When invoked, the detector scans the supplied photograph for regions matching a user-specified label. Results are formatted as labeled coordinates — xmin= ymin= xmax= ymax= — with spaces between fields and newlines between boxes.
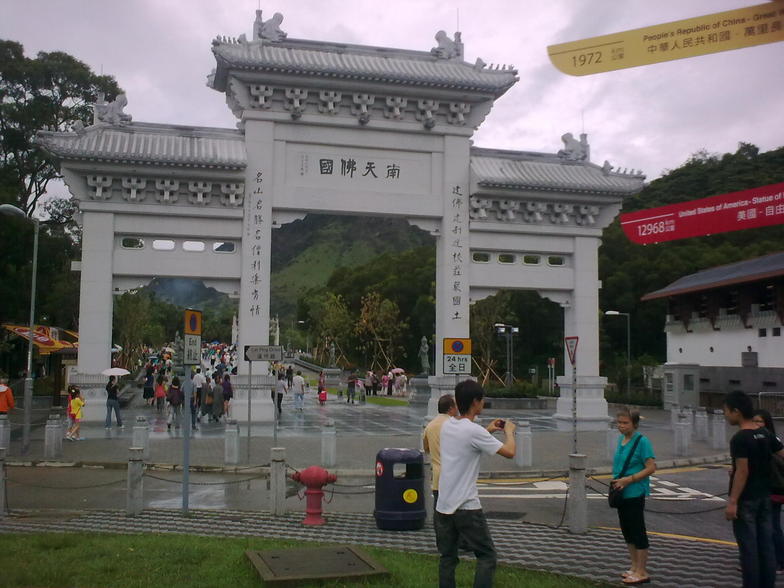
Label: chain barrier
xmin=142 ymin=470 xmax=266 ymax=486
xmin=587 ymin=476 xmax=729 ymax=515
xmin=5 ymin=476 xmax=127 ymax=490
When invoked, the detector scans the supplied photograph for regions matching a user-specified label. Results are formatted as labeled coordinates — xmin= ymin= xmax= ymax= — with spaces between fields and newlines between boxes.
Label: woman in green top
xmin=611 ymin=408 xmax=657 ymax=585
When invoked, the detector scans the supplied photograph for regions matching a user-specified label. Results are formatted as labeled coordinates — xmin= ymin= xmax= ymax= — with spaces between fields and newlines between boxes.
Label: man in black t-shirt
xmin=724 ymin=391 xmax=784 ymax=588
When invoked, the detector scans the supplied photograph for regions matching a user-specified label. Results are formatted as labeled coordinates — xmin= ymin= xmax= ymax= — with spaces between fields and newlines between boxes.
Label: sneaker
xmin=77 ymin=437 xmax=86 ymax=441
xmin=105 ymin=426 xmax=111 ymax=430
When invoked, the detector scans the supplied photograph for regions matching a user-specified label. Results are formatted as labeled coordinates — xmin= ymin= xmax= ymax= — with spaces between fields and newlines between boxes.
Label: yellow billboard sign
xmin=548 ymin=2 xmax=784 ymax=76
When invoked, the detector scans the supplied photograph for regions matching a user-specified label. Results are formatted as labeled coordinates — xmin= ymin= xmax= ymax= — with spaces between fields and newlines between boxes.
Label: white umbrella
xmin=101 ymin=367 xmax=130 ymax=377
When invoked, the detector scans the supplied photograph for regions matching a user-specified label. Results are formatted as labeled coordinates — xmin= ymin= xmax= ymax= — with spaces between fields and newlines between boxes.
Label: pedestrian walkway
xmin=4 ymin=392 xmax=731 ymax=475
xmin=0 ymin=507 xmax=741 ymax=587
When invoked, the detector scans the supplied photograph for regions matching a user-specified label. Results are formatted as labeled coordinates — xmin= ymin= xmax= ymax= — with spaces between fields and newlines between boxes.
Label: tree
xmin=0 ymin=40 xmax=121 ymax=213
xmin=306 ymin=292 xmax=354 ymax=365
xmin=599 ymin=143 xmax=784 ymax=381
xmin=355 ymin=292 xmax=408 ymax=370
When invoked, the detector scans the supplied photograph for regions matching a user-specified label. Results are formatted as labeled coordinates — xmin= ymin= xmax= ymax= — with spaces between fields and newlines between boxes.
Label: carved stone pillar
xmin=429 ymin=135 xmax=471 ymax=414
xmin=554 ymin=235 xmax=608 ymax=431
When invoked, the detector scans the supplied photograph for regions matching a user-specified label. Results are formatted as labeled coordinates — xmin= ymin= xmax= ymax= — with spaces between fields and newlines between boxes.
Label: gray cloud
xmin=2 ymin=0 xmax=781 ymax=181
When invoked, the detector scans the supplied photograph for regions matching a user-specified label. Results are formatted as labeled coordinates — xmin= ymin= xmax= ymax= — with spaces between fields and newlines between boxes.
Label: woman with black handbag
xmin=611 ymin=408 xmax=657 ymax=585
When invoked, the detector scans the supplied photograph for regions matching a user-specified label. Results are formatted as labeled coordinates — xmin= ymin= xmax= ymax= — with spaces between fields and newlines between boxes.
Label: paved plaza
xmin=5 ymin=391 xmax=728 ymax=474
xmin=0 ymin=506 xmax=742 ymax=588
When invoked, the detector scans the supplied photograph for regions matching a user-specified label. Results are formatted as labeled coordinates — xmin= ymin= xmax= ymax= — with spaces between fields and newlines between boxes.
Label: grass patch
xmin=325 ymin=389 xmax=409 ymax=407
xmin=0 ymin=532 xmax=606 ymax=587
xmin=364 ymin=396 xmax=408 ymax=407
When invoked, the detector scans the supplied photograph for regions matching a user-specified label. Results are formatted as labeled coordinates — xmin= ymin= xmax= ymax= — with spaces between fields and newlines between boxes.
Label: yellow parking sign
xmin=443 ymin=338 xmax=471 ymax=355
xmin=184 ymin=309 xmax=202 ymax=336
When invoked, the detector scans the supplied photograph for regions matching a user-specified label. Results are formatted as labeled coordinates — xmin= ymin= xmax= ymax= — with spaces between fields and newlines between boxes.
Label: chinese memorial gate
xmin=36 ymin=11 xmax=644 ymax=428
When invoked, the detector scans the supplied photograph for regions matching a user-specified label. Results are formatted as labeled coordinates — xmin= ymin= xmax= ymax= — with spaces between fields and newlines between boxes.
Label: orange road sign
xmin=184 ymin=309 xmax=202 ymax=336
xmin=443 ymin=338 xmax=471 ymax=355
xmin=548 ymin=2 xmax=784 ymax=76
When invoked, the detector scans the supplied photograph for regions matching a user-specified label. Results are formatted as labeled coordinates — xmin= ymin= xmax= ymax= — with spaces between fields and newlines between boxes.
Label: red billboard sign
xmin=620 ymin=182 xmax=784 ymax=245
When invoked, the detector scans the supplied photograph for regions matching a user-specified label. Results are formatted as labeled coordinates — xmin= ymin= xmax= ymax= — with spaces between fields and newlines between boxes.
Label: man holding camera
xmin=435 ymin=380 xmax=516 ymax=588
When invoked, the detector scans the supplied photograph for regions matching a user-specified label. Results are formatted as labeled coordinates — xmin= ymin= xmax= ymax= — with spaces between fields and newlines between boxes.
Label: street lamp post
xmin=297 ymin=320 xmax=310 ymax=355
xmin=494 ymin=323 xmax=519 ymax=387
xmin=0 ymin=204 xmax=39 ymax=455
xmin=605 ymin=311 xmax=631 ymax=395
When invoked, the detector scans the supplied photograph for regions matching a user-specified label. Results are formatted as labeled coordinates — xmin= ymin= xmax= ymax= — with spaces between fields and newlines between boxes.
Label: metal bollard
xmin=711 ymin=410 xmax=727 ymax=450
xmin=694 ymin=408 xmax=709 ymax=442
xmin=269 ymin=447 xmax=286 ymax=516
xmin=607 ymin=419 xmax=618 ymax=461
xmin=514 ymin=421 xmax=533 ymax=467
xmin=0 ymin=415 xmax=9 ymax=450
xmin=224 ymin=420 xmax=240 ymax=465
xmin=126 ymin=447 xmax=144 ymax=517
xmin=674 ymin=413 xmax=691 ymax=457
xmin=132 ymin=416 xmax=150 ymax=461
xmin=44 ymin=416 xmax=62 ymax=459
xmin=567 ymin=453 xmax=587 ymax=534
xmin=0 ymin=447 xmax=6 ymax=518
xmin=321 ymin=419 xmax=336 ymax=468
xmin=670 ymin=407 xmax=680 ymax=429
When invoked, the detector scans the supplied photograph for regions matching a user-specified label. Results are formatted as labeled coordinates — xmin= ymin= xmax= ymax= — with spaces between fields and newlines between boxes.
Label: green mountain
xmin=270 ymin=214 xmax=433 ymax=321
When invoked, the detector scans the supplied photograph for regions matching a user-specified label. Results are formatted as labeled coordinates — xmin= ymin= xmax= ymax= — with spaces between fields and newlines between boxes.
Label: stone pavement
xmin=0 ymin=507 xmax=741 ymax=587
xmin=4 ymin=393 xmax=731 ymax=475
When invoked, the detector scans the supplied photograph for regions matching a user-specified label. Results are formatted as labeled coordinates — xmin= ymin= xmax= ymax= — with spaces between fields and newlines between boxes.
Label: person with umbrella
xmin=101 ymin=368 xmax=129 ymax=430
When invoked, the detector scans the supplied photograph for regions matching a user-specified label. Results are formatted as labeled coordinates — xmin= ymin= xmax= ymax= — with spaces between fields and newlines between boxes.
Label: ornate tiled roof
xmin=35 ymin=123 xmax=246 ymax=170
xmin=470 ymin=147 xmax=645 ymax=196
xmin=210 ymin=38 xmax=518 ymax=95
xmin=643 ymin=251 xmax=784 ymax=300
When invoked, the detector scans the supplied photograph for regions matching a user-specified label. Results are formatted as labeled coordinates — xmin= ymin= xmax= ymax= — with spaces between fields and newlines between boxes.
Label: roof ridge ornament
xmin=254 ymin=10 xmax=287 ymax=42
xmin=557 ymin=132 xmax=590 ymax=162
xmin=431 ymin=30 xmax=463 ymax=60
xmin=93 ymin=93 xmax=132 ymax=126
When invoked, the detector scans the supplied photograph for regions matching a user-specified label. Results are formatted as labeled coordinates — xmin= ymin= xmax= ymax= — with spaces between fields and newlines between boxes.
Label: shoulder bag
xmin=608 ymin=434 xmax=643 ymax=508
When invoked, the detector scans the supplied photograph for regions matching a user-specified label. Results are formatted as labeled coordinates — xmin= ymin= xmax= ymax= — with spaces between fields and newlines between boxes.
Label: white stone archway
xmin=37 ymin=11 xmax=644 ymax=426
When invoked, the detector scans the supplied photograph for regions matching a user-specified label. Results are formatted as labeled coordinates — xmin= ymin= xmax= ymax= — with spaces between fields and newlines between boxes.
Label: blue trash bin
xmin=374 ymin=448 xmax=426 ymax=531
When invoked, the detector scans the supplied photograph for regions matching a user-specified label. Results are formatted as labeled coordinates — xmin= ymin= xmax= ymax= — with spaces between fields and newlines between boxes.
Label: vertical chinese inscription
xmin=449 ymin=184 xmax=468 ymax=321
xmin=247 ymin=170 xmax=264 ymax=319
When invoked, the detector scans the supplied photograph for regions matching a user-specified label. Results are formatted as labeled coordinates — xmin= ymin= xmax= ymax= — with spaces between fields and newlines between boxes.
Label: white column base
xmin=228 ymin=375 xmax=276 ymax=423
xmin=427 ymin=375 xmax=461 ymax=417
xmin=553 ymin=375 xmax=609 ymax=431
xmin=68 ymin=373 xmax=110 ymax=422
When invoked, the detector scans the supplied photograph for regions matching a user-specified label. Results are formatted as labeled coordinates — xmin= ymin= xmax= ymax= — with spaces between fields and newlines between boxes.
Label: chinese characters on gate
xmin=317 ymin=157 xmax=401 ymax=180
xmin=450 ymin=185 xmax=466 ymax=322
xmin=248 ymin=170 xmax=264 ymax=319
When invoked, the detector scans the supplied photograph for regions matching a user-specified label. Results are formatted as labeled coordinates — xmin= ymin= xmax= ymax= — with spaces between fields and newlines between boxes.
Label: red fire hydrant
xmin=291 ymin=465 xmax=337 ymax=526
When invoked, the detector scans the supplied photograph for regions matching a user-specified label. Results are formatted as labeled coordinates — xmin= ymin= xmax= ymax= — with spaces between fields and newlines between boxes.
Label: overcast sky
xmin=3 ymin=0 xmax=783 ymax=185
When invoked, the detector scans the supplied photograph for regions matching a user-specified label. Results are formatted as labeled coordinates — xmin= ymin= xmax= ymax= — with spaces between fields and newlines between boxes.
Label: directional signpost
xmin=565 ymin=336 xmax=579 ymax=454
xmin=244 ymin=345 xmax=284 ymax=362
xmin=182 ymin=309 xmax=202 ymax=513
xmin=243 ymin=345 xmax=284 ymax=458
xmin=443 ymin=338 xmax=472 ymax=375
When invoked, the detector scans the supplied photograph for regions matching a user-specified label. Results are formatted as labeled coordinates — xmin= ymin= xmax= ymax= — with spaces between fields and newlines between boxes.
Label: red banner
xmin=620 ymin=182 xmax=784 ymax=245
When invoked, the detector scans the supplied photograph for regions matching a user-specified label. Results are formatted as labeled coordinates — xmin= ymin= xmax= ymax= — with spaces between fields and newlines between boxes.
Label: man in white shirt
xmin=436 ymin=380 xmax=516 ymax=588
xmin=291 ymin=370 xmax=306 ymax=411
xmin=423 ymin=394 xmax=458 ymax=511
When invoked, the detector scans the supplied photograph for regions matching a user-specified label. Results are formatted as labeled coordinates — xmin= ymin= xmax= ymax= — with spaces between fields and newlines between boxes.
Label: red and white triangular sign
xmin=564 ymin=336 xmax=579 ymax=366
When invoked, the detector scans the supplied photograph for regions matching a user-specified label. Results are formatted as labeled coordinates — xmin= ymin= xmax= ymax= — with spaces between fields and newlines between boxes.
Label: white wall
xmin=666 ymin=311 xmax=783 ymax=368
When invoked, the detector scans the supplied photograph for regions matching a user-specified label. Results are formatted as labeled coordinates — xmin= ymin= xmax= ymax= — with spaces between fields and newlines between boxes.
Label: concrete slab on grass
xmin=245 ymin=545 xmax=389 ymax=586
